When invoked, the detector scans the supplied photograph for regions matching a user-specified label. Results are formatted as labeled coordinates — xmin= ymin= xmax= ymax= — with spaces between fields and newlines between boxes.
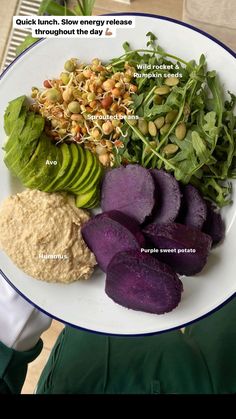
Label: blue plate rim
xmin=0 ymin=12 xmax=235 ymax=336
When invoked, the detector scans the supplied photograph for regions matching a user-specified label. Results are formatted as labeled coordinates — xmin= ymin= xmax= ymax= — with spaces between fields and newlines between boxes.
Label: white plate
xmin=0 ymin=14 xmax=236 ymax=335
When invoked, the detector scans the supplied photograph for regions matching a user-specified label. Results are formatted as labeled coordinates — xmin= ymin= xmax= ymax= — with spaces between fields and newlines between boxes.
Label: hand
xmin=0 ymin=274 xmax=52 ymax=351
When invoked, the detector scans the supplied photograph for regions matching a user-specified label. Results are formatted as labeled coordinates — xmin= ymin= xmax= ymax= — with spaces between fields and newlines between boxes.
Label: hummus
xmin=0 ymin=190 xmax=96 ymax=283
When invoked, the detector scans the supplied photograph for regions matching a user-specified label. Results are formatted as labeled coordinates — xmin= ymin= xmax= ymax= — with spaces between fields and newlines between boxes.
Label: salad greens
xmin=111 ymin=33 xmax=236 ymax=207
xmin=15 ymin=25 xmax=236 ymax=208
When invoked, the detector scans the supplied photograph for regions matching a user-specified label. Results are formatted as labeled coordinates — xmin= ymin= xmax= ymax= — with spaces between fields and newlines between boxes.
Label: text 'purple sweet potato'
xmin=143 ymin=222 xmax=212 ymax=276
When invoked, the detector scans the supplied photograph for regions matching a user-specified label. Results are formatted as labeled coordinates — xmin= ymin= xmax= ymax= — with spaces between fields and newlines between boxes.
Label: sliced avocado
xmin=4 ymin=95 xmax=27 ymax=136
xmin=25 ymin=142 xmax=62 ymax=190
xmin=4 ymin=106 xmax=28 ymax=153
xmin=4 ymin=135 xmax=38 ymax=176
xmin=54 ymin=143 xmax=79 ymax=191
xmin=65 ymin=144 xmax=86 ymax=189
xmin=84 ymin=193 xmax=100 ymax=209
xmin=75 ymin=186 xmax=97 ymax=208
xmin=17 ymin=134 xmax=53 ymax=185
xmin=75 ymin=159 xmax=103 ymax=195
xmin=70 ymin=154 xmax=100 ymax=195
xmin=69 ymin=149 xmax=96 ymax=194
xmin=43 ymin=143 xmax=72 ymax=192
xmin=86 ymin=187 xmax=100 ymax=208
xmin=6 ymin=112 xmax=44 ymax=157
xmin=4 ymin=112 xmax=45 ymax=175
xmin=86 ymin=197 xmax=100 ymax=209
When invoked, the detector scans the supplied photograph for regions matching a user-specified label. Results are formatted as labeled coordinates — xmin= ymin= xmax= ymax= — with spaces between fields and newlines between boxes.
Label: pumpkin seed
xmin=165 ymin=110 xmax=178 ymax=124
xmin=138 ymin=118 xmax=148 ymax=135
xmin=164 ymin=77 xmax=179 ymax=87
xmin=154 ymin=116 xmax=165 ymax=129
xmin=153 ymin=94 xmax=163 ymax=105
xmin=160 ymin=123 xmax=171 ymax=135
xmin=148 ymin=121 xmax=157 ymax=137
xmin=175 ymin=122 xmax=187 ymax=140
xmin=128 ymin=118 xmax=138 ymax=126
xmin=163 ymin=144 xmax=179 ymax=156
xmin=145 ymin=140 xmax=158 ymax=153
xmin=154 ymin=85 xmax=171 ymax=95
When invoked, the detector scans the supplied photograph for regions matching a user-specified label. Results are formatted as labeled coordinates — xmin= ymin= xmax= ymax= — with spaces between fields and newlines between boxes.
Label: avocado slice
xmin=69 ymin=149 xmax=96 ymax=194
xmin=4 ymin=95 xmax=28 ymax=136
xmin=86 ymin=187 xmax=100 ymax=208
xmin=84 ymin=192 xmax=100 ymax=209
xmin=25 ymin=142 xmax=62 ymax=190
xmin=4 ymin=135 xmax=38 ymax=176
xmin=70 ymin=154 xmax=100 ymax=194
xmin=43 ymin=143 xmax=72 ymax=192
xmin=54 ymin=143 xmax=80 ymax=191
xmin=4 ymin=106 xmax=28 ymax=153
xmin=17 ymin=134 xmax=54 ymax=186
xmin=86 ymin=197 xmax=100 ymax=209
xmin=75 ymin=186 xmax=98 ymax=208
xmin=4 ymin=112 xmax=45 ymax=175
xmin=75 ymin=159 xmax=103 ymax=195
xmin=65 ymin=144 xmax=86 ymax=189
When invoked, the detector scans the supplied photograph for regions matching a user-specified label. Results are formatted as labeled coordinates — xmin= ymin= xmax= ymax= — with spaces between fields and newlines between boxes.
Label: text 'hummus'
xmin=0 ymin=190 xmax=96 ymax=283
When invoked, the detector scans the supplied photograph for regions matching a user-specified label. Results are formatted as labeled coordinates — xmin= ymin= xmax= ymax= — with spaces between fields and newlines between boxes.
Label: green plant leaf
xmin=203 ymin=111 xmax=218 ymax=138
xmin=192 ymin=131 xmax=209 ymax=163
xmin=16 ymin=36 xmax=38 ymax=56
xmin=207 ymin=72 xmax=224 ymax=126
xmin=78 ymin=0 xmax=96 ymax=15
xmin=38 ymin=0 xmax=75 ymax=16
xmin=144 ymin=104 xmax=172 ymax=118
xmin=123 ymin=41 xmax=131 ymax=53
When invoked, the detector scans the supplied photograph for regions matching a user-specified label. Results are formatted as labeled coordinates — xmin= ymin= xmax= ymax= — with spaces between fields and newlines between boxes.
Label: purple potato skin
xmin=81 ymin=214 xmax=142 ymax=272
xmin=105 ymin=250 xmax=183 ymax=314
xmin=101 ymin=165 xmax=155 ymax=223
xmin=143 ymin=222 xmax=212 ymax=276
xmin=203 ymin=202 xmax=225 ymax=246
xmin=100 ymin=210 xmax=145 ymax=248
xmin=180 ymin=184 xmax=207 ymax=230
xmin=149 ymin=169 xmax=182 ymax=224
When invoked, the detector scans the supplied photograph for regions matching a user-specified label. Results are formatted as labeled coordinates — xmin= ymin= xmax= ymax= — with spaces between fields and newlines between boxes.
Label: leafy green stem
xmin=155 ymin=79 xmax=196 ymax=153
xmin=111 ymin=49 xmax=192 ymax=68
xmin=126 ymin=119 xmax=176 ymax=170
xmin=142 ymin=86 xmax=157 ymax=107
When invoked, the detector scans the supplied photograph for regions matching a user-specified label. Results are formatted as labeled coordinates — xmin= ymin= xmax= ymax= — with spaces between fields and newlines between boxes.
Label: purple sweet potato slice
xmin=105 ymin=250 xmax=183 ymax=314
xmin=101 ymin=165 xmax=155 ymax=223
xmin=143 ymin=222 xmax=212 ymax=276
xmin=203 ymin=202 xmax=225 ymax=246
xmin=149 ymin=169 xmax=182 ymax=224
xmin=81 ymin=214 xmax=142 ymax=272
xmin=100 ymin=210 xmax=145 ymax=247
xmin=180 ymin=184 xmax=207 ymax=230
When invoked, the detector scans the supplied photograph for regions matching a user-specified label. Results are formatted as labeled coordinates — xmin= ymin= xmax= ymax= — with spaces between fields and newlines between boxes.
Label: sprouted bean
xmin=31 ymin=57 xmax=137 ymax=166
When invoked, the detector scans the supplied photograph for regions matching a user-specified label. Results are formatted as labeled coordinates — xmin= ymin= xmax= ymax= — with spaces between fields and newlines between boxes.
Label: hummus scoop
xmin=0 ymin=190 xmax=96 ymax=283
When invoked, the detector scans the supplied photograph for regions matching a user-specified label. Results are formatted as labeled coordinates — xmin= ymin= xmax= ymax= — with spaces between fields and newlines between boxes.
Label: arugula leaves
xmin=112 ymin=32 xmax=236 ymax=207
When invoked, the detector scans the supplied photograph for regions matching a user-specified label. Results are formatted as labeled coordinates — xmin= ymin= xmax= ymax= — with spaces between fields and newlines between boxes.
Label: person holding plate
xmin=0 ymin=275 xmax=235 ymax=394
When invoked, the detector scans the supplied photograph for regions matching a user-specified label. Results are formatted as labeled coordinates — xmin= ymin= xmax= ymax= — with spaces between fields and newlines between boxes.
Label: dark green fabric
xmin=1 ymin=297 xmax=235 ymax=394
xmin=185 ymin=296 xmax=236 ymax=394
xmin=0 ymin=339 xmax=43 ymax=394
xmin=37 ymin=327 xmax=213 ymax=394
xmin=36 ymin=296 xmax=236 ymax=394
